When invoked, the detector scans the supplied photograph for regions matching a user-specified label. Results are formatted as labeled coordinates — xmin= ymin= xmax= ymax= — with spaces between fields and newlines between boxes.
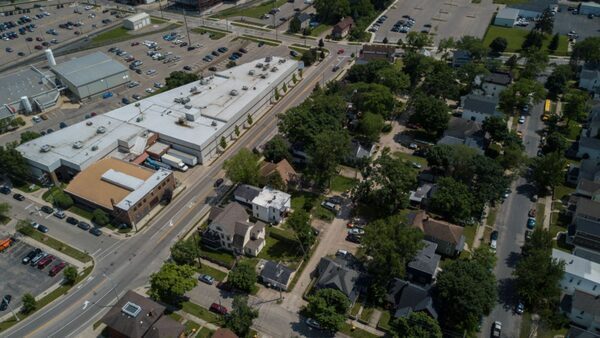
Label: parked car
xmin=320 ymin=201 xmax=337 ymax=212
xmin=53 ymin=210 xmax=65 ymax=219
xmin=121 ymin=97 xmax=130 ymax=105
xmin=77 ymin=222 xmax=91 ymax=230
xmin=102 ymin=92 xmax=113 ymax=99
xmin=492 ymin=321 xmax=502 ymax=338
xmin=22 ymin=249 xmax=41 ymax=264
xmin=528 ymin=208 xmax=536 ymax=218
xmin=40 ymin=205 xmax=54 ymax=214
xmin=66 ymin=217 xmax=79 ymax=225
xmin=209 ymin=303 xmax=228 ymax=315
xmin=49 ymin=262 xmax=66 ymax=276
xmin=518 ymin=116 xmax=526 ymax=124
xmin=214 ymin=178 xmax=224 ymax=187
xmin=183 ymin=65 xmax=192 ymax=71
xmin=199 ymin=274 xmax=215 ymax=285
xmin=490 ymin=230 xmax=498 ymax=251
xmin=89 ymin=227 xmax=102 ymax=236
xmin=346 ymin=234 xmax=361 ymax=243
xmin=30 ymin=252 xmax=47 ymax=266
xmin=37 ymin=224 xmax=49 ymax=233
xmin=526 ymin=217 xmax=536 ymax=229
xmin=515 ymin=302 xmax=524 ymax=315
xmin=0 ymin=186 xmax=11 ymax=195
xmin=37 ymin=254 xmax=55 ymax=269
xmin=305 ymin=318 xmax=321 ymax=329
xmin=348 ymin=228 xmax=365 ymax=235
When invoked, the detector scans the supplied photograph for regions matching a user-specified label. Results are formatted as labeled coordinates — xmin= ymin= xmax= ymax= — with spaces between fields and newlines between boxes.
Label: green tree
xmin=548 ymin=33 xmax=560 ymax=52
xmin=403 ymin=52 xmax=435 ymax=85
xmin=20 ymin=131 xmax=41 ymax=144
xmin=292 ymin=73 xmax=297 ymax=84
xmin=92 ymin=209 xmax=109 ymax=226
xmin=171 ymin=237 xmax=201 ymax=266
xmin=313 ymin=0 xmax=350 ymax=24
xmin=355 ymin=149 xmax=417 ymax=216
xmin=471 ymin=247 xmax=497 ymax=271
xmin=305 ymin=289 xmax=350 ymax=332
xmin=228 ymin=260 xmax=257 ymax=293
xmin=522 ymin=30 xmax=544 ymax=50
xmin=409 ymin=92 xmax=450 ymax=137
xmin=534 ymin=9 xmax=554 ymax=34
xmin=489 ymin=36 xmax=508 ymax=55
xmin=375 ymin=67 xmax=410 ymax=94
xmin=301 ymin=49 xmax=317 ymax=66
xmin=521 ymin=48 xmax=549 ymax=79
xmin=0 ymin=143 xmax=31 ymax=183
xmin=286 ymin=209 xmax=314 ymax=253
xmin=405 ymin=31 xmax=432 ymax=51
xmin=263 ymin=135 xmax=291 ymax=163
xmin=362 ymin=215 xmax=424 ymax=298
xmin=542 ymin=132 xmax=568 ymax=154
xmin=247 ymin=114 xmax=253 ymax=125
xmin=456 ymin=35 xmax=488 ymax=60
xmin=220 ymin=137 xmax=227 ymax=150
xmin=482 ymin=116 xmax=509 ymax=143
xmin=225 ymin=295 xmax=258 ymax=337
xmin=0 ymin=202 xmax=11 ymax=221
xmin=522 ymin=228 xmax=554 ymax=257
xmin=514 ymin=246 xmax=564 ymax=311
xmin=429 ymin=177 xmax=474 ymax=224
xmin=563 ymin=89 xmax=590 ymax=123
xmin=505 ymin=54 xmax=518 ymax=69
xmin=393 ymin=312 xmax=442 ymax=338
xmin=571 ymin=37 xmax=600 ymax=65
xmin=282 ymin=82 xmax=288 ymax=93
xmin=164 ymin=71 xmax=199 ymax=90
xmin=21 ymin=293 xmax=37 ymax=314
xmin=274 ymin=88 xmax=280 ymax=101
xmin=318 ymin=38 xmax=324 ymax=49
xmin=307 ymin=131 xmax=350 ymax=188
xmin=63 ymin=266 xmax=78 ymax=285
xmin=288 ymin=15 xmax=301 ymax=33
xmin=262 ymin=172 xmax=286 ymax=191
xmin=223 ymin=149 xmax=260 ymax=185
xmin=234 ymin=125 xmax=240 ymax=137
xmin=420 ymin=61 xmax=459 ymax=100
xmin=350 ymin=83 xmax=396 ymax=119
xmin=530 ymin=152 xmax=567 ymax=193
xmin=435 ymin=258 xmax=497 ymax=332
xmin=499 ymin=79 xmax=546 ymax=115
xmin=545 ymin=65 xmax=572 ymax=99
xmin=149 ymin=263 xmax=197 ymax=304
xmin=53 ymin=191 xmax=74 ymax=210
xmin=356 ymin=112 xmax=384 ymax=143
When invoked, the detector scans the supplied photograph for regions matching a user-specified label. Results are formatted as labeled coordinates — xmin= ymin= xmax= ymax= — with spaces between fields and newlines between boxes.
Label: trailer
xmin=161 ymin=154 xmax=188 ymax=172
xmin=167 ymin=148 xmax=198 ymax=166
xmin=0 ymin=237 xmax=14 ymax=253
xmin=145 ymin=157 xmax=171 ymax=170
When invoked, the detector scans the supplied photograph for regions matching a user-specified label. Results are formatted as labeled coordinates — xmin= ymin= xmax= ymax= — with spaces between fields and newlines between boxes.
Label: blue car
xmin=526 ymin=217 xmax=536 ymax=229
xmin=102 ymin=92 xmax=113 ymax=99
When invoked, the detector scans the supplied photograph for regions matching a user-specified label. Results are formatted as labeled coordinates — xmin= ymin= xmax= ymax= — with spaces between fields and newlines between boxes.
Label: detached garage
xmin=494 ymin=8 xmax=519 ymax=27
xmin=51 ymin=52 xmax=130 ymax=100
xmin=123 ymin=12 xmax=151 ymax=31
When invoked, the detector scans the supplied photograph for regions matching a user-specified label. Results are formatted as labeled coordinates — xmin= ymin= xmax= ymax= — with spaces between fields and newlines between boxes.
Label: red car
xmin=34 ymin=45 xmax=43 ymax=50
xmin=37 ymin=255 xmax=55 ymax=269
xmin=49 ymin=262 xmax=66 ymax=276
xmin=209 ymin=303 xmax=228 ymax=315
xmin=337 ymin=48 xmax=344 ymax=54
xmin=36 ymin=37 xmax=43 ymax=41
xmin=131 ymin=41 xmax=139 ymax=46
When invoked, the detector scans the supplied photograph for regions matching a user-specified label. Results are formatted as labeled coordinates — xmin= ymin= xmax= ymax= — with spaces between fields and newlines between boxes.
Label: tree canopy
xmin=307 ymin=131 xmax=350 ymax=188
xmin=223 ymin=149 xmax=260 ymax=185
xmin=356 ymin=112 xmax=385 ymax=144
xmin=429 ymin=177 xmax=475 ymax=224
xmin=562 ymin=88 xmax=590 ymax=123
xmin=409 ymin=92 xmax=450 ymax=138
xmin=571 ymin=37 xmax=600 ymax=65
xmin=489 ymin=37 xmax=508 ymax=55
xmin=529 ymin=152 xmax=567 ymax=193
xmin=228 ymin=260 xmax=257 ymax=293
xmin=456 ymin=36 xmax=488 ymax=61
xmin=545 ymin=65 xmax=573 ymax=100
xmin=286 ymin=209 xmax=315 ymax=252
xmin=225 ymin=295 xmax=258 ymax=337
xmin=20 ymin=131 xmax=41 ymax=144
xmin=263 ymin=135 xmax=292 ymax=163
xmin=0 ymin=143 xmax=30 ymax=183
xmin=393 ymin=312 xmax=442 ymax=338
xmin=165 ymin=71 xmax=199 ymax=90
xmin=149 ymin=263 xmax=197 ymax=304
xmin=499 ymin=79 xmax=546 ymax=114
xmin=305 ymin=288 xmax=350 ymax=332
xmin=170 ymin=237 xmax=201 ymax=266
xmin=534 ymin=9 xmax=554 ymax=34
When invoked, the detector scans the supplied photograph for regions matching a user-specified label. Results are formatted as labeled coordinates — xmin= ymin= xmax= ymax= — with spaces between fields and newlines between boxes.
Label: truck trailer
xmin=167 ymin=148 xmax=198 ymax=166
xmin=145 ymin=157 xmax=171 ymax=170
xmin=161 ymin=154 xmax=188 ymax=172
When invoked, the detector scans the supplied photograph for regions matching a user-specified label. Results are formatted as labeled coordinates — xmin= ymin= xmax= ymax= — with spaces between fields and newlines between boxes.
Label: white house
xmin=552 ymin=249 xmax=600 ymax=296
xmin=481 ymin=72 xmax=511 ymax=97
xmin=252 ymin=186 xmax=291 ymax=224
xmin=579 ymin=66 xmax=600 ymax=97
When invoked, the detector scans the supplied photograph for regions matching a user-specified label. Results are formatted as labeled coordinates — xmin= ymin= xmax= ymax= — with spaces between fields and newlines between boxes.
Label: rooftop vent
xmin=73 ymin=141 xmax=83 ymax=149
xmin=248 ymin=70 xmax=255 ymax=76
xmin=265 ymin=56 xmax=272 ymax=62
xmin=230 ymin=89 xmax=239 ymax=96
xmin=271 ymin=66 xmax=278 ymax=72
xmin=91 ymin=145 xmax=99 ymax=151
xmin=211 ymin=121 xmax=217 ymax=127
xmin=263 ymin=64 xmax=270 ymax=71
xmin=96 ymin=126 xmax=107 ymax=134
xmin=190 ymin=86 xmax=198 ymax=93
xmin=242 ymin=86 xmax=248 ymax=90
xmin=278 ymin=59 xmax=286 ymax=64
xmin=40 ymin=144 xmax=51 ymax=153
xmin=121 ymin=302 xmax=142 ymax=318
xmin=184 ymin=104 xmax=192 ymax=109
xmin=255 ymin=63 xmax=263 ymax=68
xmin=86 ymin=121 xmax=93 ymax=126
xmin=260 ymin=73 xmax=268 ymax=79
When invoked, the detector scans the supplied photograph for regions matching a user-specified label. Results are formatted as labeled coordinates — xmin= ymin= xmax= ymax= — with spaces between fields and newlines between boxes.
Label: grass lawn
xmin=184 ymin=320 xmax=201 ymax=335
xmin=310 ymin=24 xmax=332 ymax=37
xmin=486 ymin=207 xmax=498 ymax=227
xmin=150 ymin=16 xmax=169 ymax=24
xmin=520 ymin=311 xmax=568 ymax=338
xmin=553 ymin=183 xmax=575 ymax=202
xmin=41 ymin=185 xmax=66 ymax=204
xmin=349 ymin=302 xmax=362 ymax=318
xmin=231 ymin=21 xmax=270 ymax=31
xmin=393 ymin=151 xmax=428 ymax=167
xmin=197 ymin=327 xmax=214 ymax=338
xmin=258 ymin=230 xmax=303 ymax=269
xmin=483 ymin=26 xmax=568 ymax=55
xmin=330 ymin=175 xmax=358 ymax=192
xmin=214 ymin=0 xmax=287 ymax=19
xmin=18 ymin=226 xmax=92 ymax=263
xmin=181 ymin=301 xmax=224 ymax=325
xmin=313 ymin=203 xmax=336 ymax=221
xmin=68 ymin=205 xmax=93 ymax=220
xmin=190 ymin=27 xmax=227 ymax=40
xmin=199 ymin=245 xmax=235 ymax=269
xmin=493 ymin=0 xmax=528 ymax=4
xmin=168 ymin=312 xmax=183 ymax=322
xmin=92 ymin=27 xmax=130 ymax=44
xmin=377 ymin=310 xmax=392 ymax=331
xmin=0 ymin=265 xmax=92 ymax=332
xmin=15 ymin=182 xmax=40 ymax=193
xmin=359 ymin=307 xmax=375 ymax=322
xmin=197 ymin=264 xmax=228 ymax=281
xmin=234 ymin=35 xmax=280 ymax=46
xmin=463 ymin=224 xmax=477 ymax=249
xmin=340 ymin=323 xmax=379 ymax=338
xmin=560 ymin=120 xmax=582 ymax=141
xmin=291 ymin=191 xmax=319 ymax=210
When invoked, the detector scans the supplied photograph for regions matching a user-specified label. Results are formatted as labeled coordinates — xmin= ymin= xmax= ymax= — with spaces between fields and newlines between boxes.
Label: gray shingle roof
xmin=407 ymin=240 xmax=440 ymax=277
xmin=211 ymin=203 xmax=250 ymax=236
xmin=572 ymin=289 xmax=600 ymax=316
xmin=484 ymin=72 xmax=512 ymax=86
xmin=315 ymin=257 xmax=360 ymax=302
xmin=462 ymin=94 xmax=499 ymax=116
xmin=575 ymin=198 xmax=600 ymax=221
xmin=261 ymin=260 xmax=293 ymax=285
xmin=52 ymin=51 xmax=128 ymax=87
xmin=234 ymin=184 xmax=261 ymax=202
xmin=100 ymin=290 xmax=166 ymax=338
xmin=296 ymin=12 xmax=311 ymax=22
xmin=496 ymin=7 xmax=519 ymax=20
xmin=385 ymin=278 xmax=438 ymax=319
xmin=577 ymin=178 xmax=600 ymax=197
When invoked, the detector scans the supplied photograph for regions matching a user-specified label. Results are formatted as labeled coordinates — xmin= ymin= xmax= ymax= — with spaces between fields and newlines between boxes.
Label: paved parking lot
xmin=0 ymin=4 xmax=117 ymax=63
xmin=0 ymin=239 xmax=66 ymax=311
xmin=554 ymin=5 xmax=600 ymax=40
xmin=372 ymin=0 xmax=496 ymax=44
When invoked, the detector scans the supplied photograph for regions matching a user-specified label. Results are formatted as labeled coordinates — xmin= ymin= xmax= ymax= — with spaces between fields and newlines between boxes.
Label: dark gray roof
xmin=51 ymin=51 xmax=128 ymax=87
xmin=100 ymin=290 xmax=165 ymax=338
xmin=579 ymin=136 xmax=600 ymax=151
xmin=575 ymin=198 xmax=600 ymax=221
xmin=0 ymin=105 xmax=15 ymax=120
xmin=572 ymin=290 xmax=600 ymax=316
xmin=484 ymin=72 xmax=511 ymax=86
xmin=579 ymin=159 xmax=600 ymax=181
xmin=567 ymin=326 xmax=600 ymax=338
xmin=296 ymin=12 xmax=311 ymax=22
xmin=442 ymin=117 xmax=483 ymax=140
xmin=573 ymin=247 xmax=600 ymax=264
xmin=462 ymin=94 xmax=499 ymax=116
xmin=385 ymin=278 xmax=437 ymax=319
xmin=211 ymin=203 xmax=250 ymax=236
xmin=315 ymin=257 xmax=360 ymax=302
xmin=453 ymin=50 xmax=471 ymax=60
xmin=234 ymin=184 xmax=261 ymax=202
xmin=581 ymin=68 xmax=600 ymax=81
xmin=145 ymin=315 xmax=185 ymax=338
xmin=407 ymin=240 xmax=440 ymax=277
xmin=577 ymin=178 xmax=600 ymax=197
xmin=261 ymin=260 xmax=293 ymax=285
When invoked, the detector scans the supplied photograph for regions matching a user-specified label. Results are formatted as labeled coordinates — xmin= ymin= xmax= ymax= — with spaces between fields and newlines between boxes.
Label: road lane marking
xmin=25 ymin=203 xmax=33 ymax=210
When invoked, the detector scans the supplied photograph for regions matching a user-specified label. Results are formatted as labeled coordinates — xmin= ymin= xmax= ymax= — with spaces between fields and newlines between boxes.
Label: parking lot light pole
xmin=6 ymin=300 xmax=20 ymax=322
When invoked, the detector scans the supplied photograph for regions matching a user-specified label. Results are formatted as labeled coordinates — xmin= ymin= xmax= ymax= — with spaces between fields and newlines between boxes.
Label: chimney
xmin=45 ymin=49 xmax=56 ymax=67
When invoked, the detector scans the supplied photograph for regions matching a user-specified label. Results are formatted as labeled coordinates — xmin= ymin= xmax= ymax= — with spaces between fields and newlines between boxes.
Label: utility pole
xmin=158 ymin=0 xmax=164 ymax=19
xmin=103 ymin=273 xmax=120 ymax=305
xmin=5 ymin=298 xmax=19 ymax=322
xmin=182 ymin=8 xmax=191 ymax=46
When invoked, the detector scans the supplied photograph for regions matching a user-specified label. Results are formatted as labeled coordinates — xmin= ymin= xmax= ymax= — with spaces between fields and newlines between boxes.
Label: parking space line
xmin=24 ymin=203 xmax=34 ymax=210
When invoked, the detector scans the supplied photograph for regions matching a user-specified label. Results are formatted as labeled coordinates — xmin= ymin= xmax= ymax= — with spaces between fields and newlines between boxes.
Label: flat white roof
xmin=101 ymin=169 xmax=145 ymax=191
xmin=125 ymin=12 xmax=150 ymax=22
xmin=253 ymin=187 xmax=291 ymax=210
xmin=105 ymin=57 xmax=297 ymax=148
xmin=553 ymin=249 xmax=600 ymax=283
xmin=116 ymin=168 xmax=171 ymax=210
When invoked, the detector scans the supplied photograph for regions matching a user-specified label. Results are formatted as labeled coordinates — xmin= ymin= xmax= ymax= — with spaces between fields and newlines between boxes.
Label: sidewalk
xmin=541 ymin=195 xmax=552 ymax=231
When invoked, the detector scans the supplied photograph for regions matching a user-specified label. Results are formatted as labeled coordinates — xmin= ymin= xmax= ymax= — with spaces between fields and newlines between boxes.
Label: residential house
xmin=578 ymin=105 xmax=600 ymax=160
xmin=409 ymin=183 xmax=435 ymax=208
xmin=587 ymin=104 xmax=600 ymax=139
xmin=406 ymin=240 xmax=441 ymax=285
xmin=482 ymin=72 xmax=511 ymax=97
xmin=579 ymin=159 xmax=600 ymax=183
xmin=460 ymin=94 xmax=502 ymax=123
xmin=332 ymin=17 xmax=354 ymax=39
xmin=408 ymin=211 xmax=466 ymax=257
xmin=202 ymin=203 xmax=266 ymax=256
xmin=568 ymin=198 xmax=600 ymax=264
xmin=259 ymin=159 xmax=298 ymax=189
xmin=552 ymin=249 xmax=600 ymax=297
xmin=260 ymin=260 xmax=294 ymax=291
xmin=313 ymin=257 xmax=361 ymax=302
xmin=452 ymin=50 xmax=471 ymax=68
xmin=100 ymin=290 xmax=185 ymax=338
xmin=579 ymin=66 xmax=600 ymax=97
xmin=385 ymin=278 xmax=438 ymax=319
xmin=566 ymin=326 xmax=600 ymax=338
xmin=293 ymin=12 xmax=311 ymax=30
xmin=212 ymin=328 xmax=239 ymax=338
xmin=576 ymin=179 xmax=600 ymax=201
xmin=562 ymin=290 xmax=600 ymax=333
xmin=437 ymin=117 xmax=486 ymax=153
xmin=349 ymin=140 xmax=376 ymax=161
xmin=252 ymin=186 xmax=291 ymax=223
xmin=233 ymin=184 xmax=262 ymax=205
xmin=359 ymin=44 xmax=397 ymax=64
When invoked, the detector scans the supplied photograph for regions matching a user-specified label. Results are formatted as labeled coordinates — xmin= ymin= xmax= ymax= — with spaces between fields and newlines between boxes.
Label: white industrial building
xmin=123 ymin=12 xmax=151 ymax=31
xmin=18 ymin=57 xmax=299 ymax=182
xmin=493 ymin=8 xmax=519 ymax=27
xmin=51 ymin=52 xmax=130 ymax=100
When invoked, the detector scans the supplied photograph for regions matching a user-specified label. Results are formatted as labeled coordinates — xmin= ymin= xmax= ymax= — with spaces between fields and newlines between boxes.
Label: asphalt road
xmin=1 ymin=25 xmax=344 ymax=337
xmin=480 ymin=102 xmax=544 ymax=338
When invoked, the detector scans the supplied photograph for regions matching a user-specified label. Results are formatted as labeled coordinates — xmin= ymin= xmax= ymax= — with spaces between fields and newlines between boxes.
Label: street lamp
xmin=103 ymin=273 xmax=120 ymax=306
xmin=4 ymin=298 xmax=19 ymax=322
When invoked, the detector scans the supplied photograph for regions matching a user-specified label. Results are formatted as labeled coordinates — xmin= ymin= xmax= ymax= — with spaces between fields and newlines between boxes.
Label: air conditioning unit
xmin=96 ymin=126 xmax=107 ymax=134
xmin=73 ymin=141 xmax=83 ymax=149
xmin=40 ymin=144 xmax=51 ymax=153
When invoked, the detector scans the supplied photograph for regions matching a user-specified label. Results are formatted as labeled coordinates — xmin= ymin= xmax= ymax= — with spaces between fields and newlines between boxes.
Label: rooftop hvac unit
xmin=278 ymin=59 xmax=286 ymax=64
xmin=242 ymin=86 xmax=248 ymax=90
xmin=263 ymin=64 xmax=270 ymax=70
xmin=271 ymin=67 xmax=278 ymax=72
xmin=248 ymin=70 xmax=255 ymax=76
xmin=211 ymin=121 xmax=217 ymax=127
xmin=255 ymin=63 xmax=263 ymax=68
xmin=40 ymin=144 xmax=51 ymax=153
xmin=265 ymin=56 xmax=272 ymax=62
xmin=96 ymin=126 xmax=107 ymax=134
xmin=184 ymin=104 xmax=192 ymax=109
xmin=136 ymin=116 xmax=143 ymax=122
xmin=260 ymin=73 xmax=268 ymax=79
xmin=91 ymin=145 xmax=99 ymax=151
xmin=190 ymin=86 xmax=197 ymax=93
xmin=73 ymin=141 xmax=83 ymax=149
xmin=230 ymin=89 xmax=239 ymax=96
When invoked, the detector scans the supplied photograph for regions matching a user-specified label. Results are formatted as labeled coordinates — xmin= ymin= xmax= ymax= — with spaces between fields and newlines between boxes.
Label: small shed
xmin=123 ymin=12 xmax=151 ymax=31
xmin=494 ymin=8 xmax=519 ymax=27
